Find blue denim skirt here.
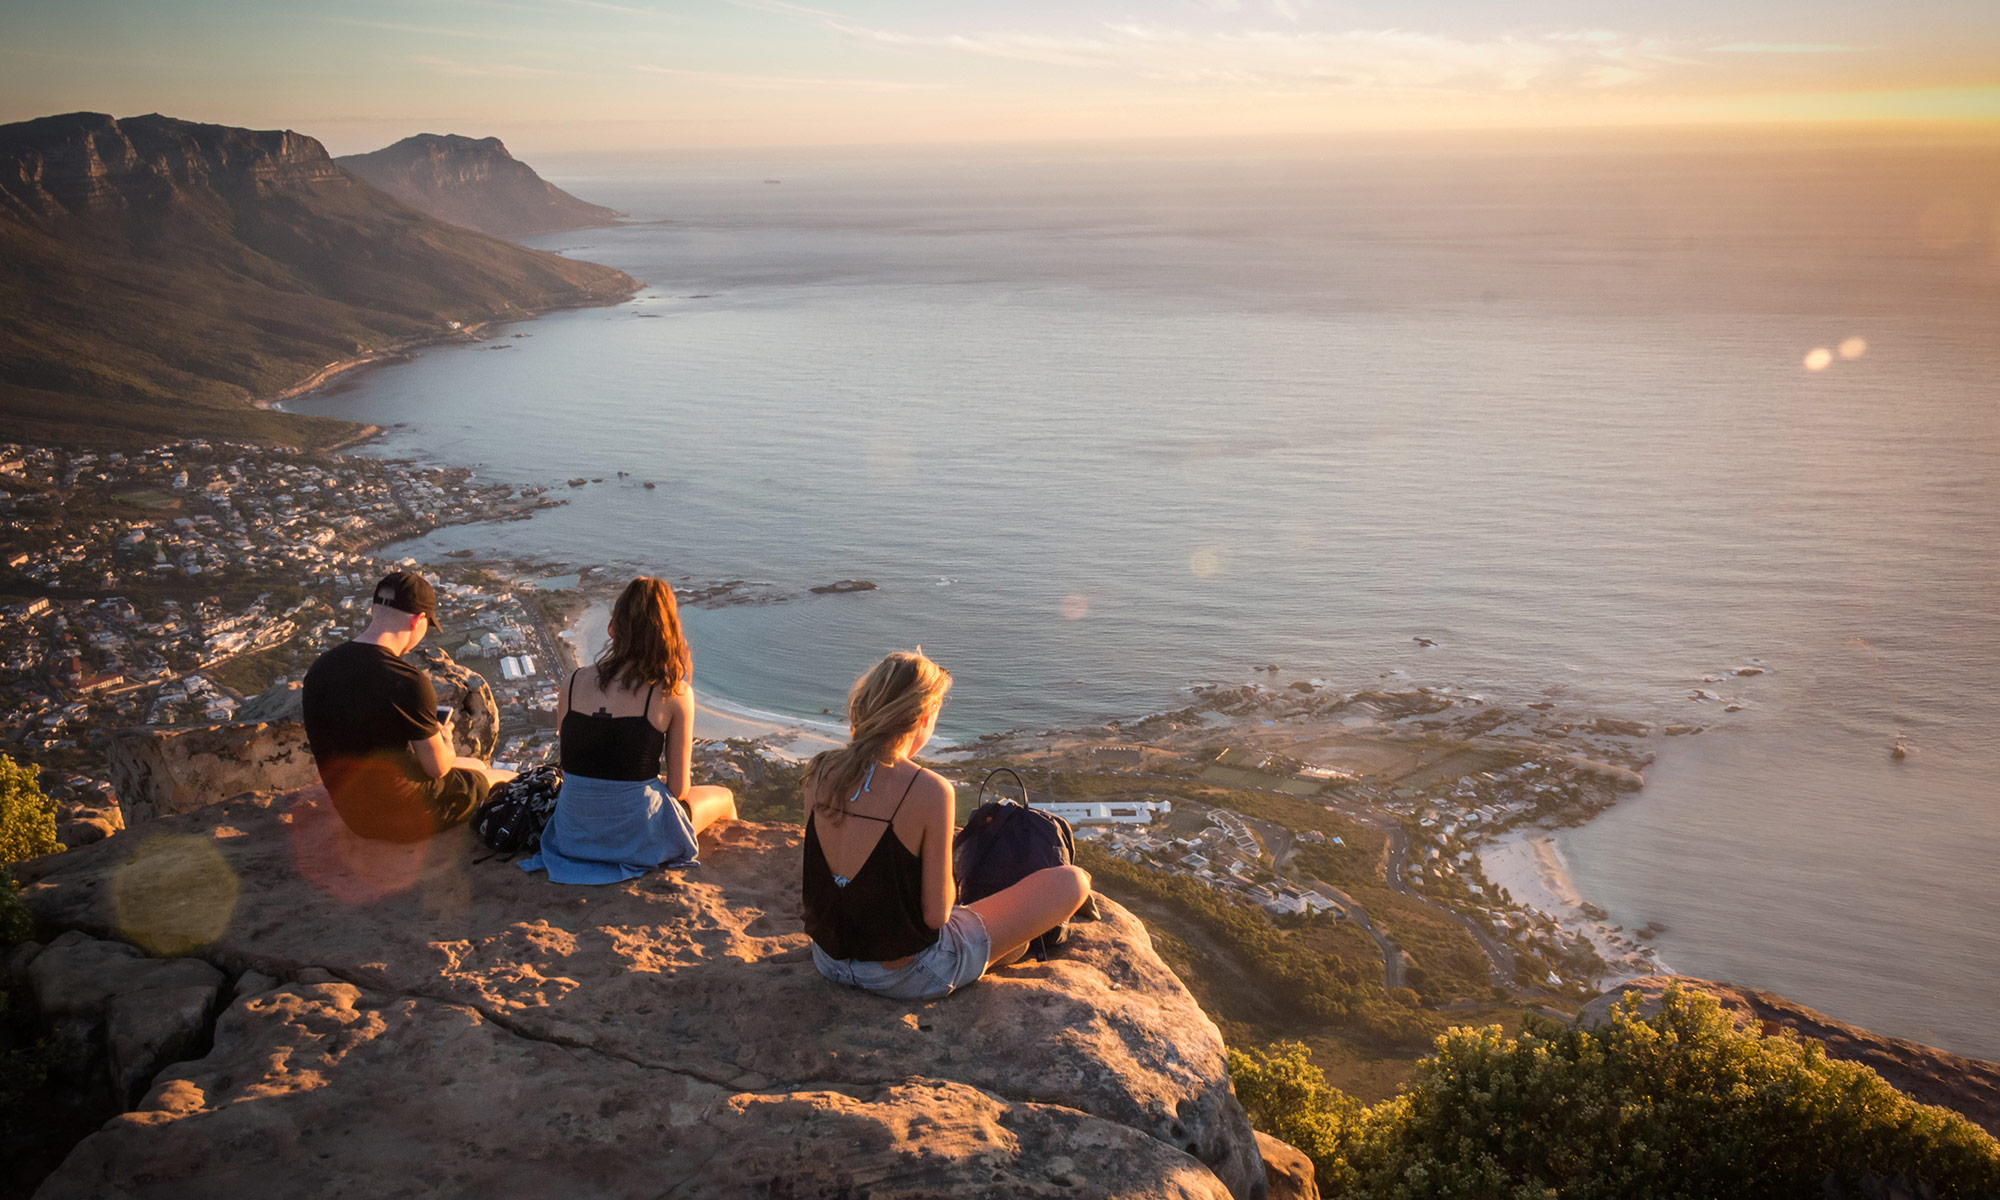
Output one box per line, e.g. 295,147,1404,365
811,908,992,1001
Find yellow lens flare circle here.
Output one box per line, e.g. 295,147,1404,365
112,835,241,956
1802,347,1833,372
1189,547,1221,577
1838,337,1867,360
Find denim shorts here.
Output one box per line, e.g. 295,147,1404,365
811,908,992,1001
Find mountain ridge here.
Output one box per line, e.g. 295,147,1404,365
336,132,621,237
0,112,639,448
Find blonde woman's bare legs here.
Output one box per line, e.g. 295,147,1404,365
963,865,1092,971
682,783,737,835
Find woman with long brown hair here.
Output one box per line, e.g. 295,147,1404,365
522,576,736,884
802,649,1091,1000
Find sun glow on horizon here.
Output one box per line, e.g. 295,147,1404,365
1,1,1997,152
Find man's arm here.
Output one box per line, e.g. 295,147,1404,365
411,713,453,779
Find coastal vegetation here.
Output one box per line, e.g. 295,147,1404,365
1231,985,2000,1198
1081,844,1438,1047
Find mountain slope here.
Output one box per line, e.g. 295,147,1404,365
336,133,621,237
0,112,640,448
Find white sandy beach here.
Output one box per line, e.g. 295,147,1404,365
1479,827,1667,986
560,599,842,761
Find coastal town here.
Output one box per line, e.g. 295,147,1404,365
0,439,579,803
4,435,1668,1002
954,682,1674,999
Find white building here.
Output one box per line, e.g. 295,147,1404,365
1032,799,1171,826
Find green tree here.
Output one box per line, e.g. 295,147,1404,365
1228,1041,1361,1188
0,755,61,868
1232,986,2000,1199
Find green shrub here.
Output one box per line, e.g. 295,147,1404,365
1229,1041,1360,1173
0,756,61,868
0,870,30,948
1232,985,2000,1199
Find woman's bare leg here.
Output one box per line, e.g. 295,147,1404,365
963,865,1091,970
682,784,737,835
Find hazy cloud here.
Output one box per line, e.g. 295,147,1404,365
827,21,1724,92
632,64,928,91
410,54,570,77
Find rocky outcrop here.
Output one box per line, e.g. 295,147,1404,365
108,655,498,825
24,931,226,1111
336,133,621,237
15,788,1267,1198
1253,1131,1319,1200
1582,975,2000,1139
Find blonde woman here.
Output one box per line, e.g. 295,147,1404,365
802,650,1091,1000
523,577,736,884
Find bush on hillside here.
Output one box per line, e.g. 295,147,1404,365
1231,985,2000,1199
0,756,61,868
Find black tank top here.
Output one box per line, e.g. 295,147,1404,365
558,672,665,781
802,769,939,963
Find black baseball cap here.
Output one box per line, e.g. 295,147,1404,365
372,570,440,630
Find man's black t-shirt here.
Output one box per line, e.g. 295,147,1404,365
302,641,444,839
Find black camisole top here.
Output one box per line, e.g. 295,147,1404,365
559,673,664,781
802,769,939,963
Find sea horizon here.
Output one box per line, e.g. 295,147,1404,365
291,136,2000,1061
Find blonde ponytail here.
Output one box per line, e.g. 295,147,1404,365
806,649,952,824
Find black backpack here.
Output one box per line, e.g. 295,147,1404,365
473,765,563,858
953,768,1098,960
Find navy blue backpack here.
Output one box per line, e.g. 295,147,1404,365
953,767,1098,960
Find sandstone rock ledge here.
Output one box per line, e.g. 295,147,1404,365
16,789,1266,1199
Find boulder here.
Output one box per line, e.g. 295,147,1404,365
27,930,226,1109
1581,975,2000,1139
57,797,125,848
108,722,317,825
113,657,498,827
17,793,1266,1198
1254,1131,1319,1200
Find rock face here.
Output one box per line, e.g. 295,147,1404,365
107,721,316,824
16,789,1266,1198
0,111,639,447
336,133,621,237
27,930,226,1110
1583,975,2000,1139
1253,1131,1319,1200
109,656,498,825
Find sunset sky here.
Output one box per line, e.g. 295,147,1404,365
4,0,1999,153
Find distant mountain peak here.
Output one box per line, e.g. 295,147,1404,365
0,111,638,447
336,132,621,237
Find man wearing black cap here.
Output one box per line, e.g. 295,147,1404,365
301,570,513,842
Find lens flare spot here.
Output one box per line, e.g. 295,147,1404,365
1803,348,1833,372
112,835,240,955
1059,593,1090,620
1917,197,1976,250
1838,337,1867,360
289,786,432,904
1189,548,1221,577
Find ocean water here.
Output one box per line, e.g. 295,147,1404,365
292,135,2000,1058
